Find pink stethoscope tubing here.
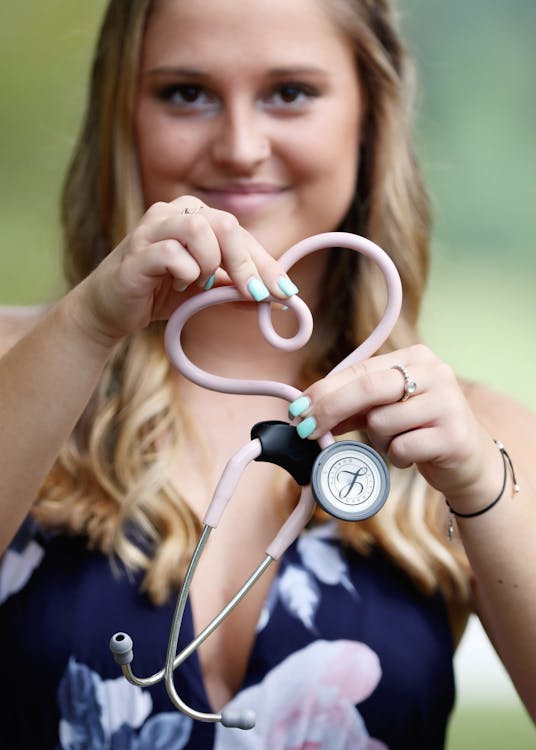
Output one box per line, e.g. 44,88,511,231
109,232,402,729
164,231,401,552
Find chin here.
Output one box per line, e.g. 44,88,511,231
249,226,311,259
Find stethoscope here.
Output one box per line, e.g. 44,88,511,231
109,232,402,730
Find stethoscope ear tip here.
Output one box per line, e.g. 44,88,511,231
220,708,256,730
109,631,134,665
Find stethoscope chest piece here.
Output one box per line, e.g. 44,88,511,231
311,441,390,521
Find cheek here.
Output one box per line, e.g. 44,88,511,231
321,112,360,218
136,108,193,204
291,119,360,215
292,101,360,177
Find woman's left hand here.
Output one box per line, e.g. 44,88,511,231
290,345,536,721
289,344,504,512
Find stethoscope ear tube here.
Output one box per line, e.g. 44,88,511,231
221,708,256,730
109,632,133,665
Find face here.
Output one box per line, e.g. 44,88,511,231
136,0,363,257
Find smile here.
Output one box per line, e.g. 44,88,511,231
197,184,287,214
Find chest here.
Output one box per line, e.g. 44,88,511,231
1,528,456,749
185,468,289,709
167,399,304,706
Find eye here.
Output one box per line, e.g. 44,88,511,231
156,83,218,111
266,82,321,109
173,84,203,103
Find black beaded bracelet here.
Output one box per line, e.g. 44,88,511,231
446,440,520,541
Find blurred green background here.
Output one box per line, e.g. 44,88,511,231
0,1,534,747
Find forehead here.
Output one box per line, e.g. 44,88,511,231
143,0,355,70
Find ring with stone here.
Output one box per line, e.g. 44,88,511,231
391,363,418,402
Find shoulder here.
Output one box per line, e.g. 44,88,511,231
464,379,536,464
0,304,51,357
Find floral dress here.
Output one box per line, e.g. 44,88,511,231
0,518,454,749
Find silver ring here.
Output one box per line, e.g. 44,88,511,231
391,364,417,402
181,206,202,215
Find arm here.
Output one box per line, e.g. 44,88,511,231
287,344,536,719
0,297,115,553
454,385,536,720
0,196,297,554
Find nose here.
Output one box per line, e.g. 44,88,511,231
210,100,270,171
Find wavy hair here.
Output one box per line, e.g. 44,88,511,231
34,0,471,606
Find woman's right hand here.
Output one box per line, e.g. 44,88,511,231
68,196,298,347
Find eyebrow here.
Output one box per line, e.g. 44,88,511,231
145,67,205,78
144,65,330,78
269,66,330,77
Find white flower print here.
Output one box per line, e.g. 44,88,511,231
57,657,193,749
97,674,153,734
0,541,44,605
257,523,358,634
297,532,358,596
278,565,320,632
214,640,388,750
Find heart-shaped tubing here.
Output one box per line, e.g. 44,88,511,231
164,231,402,402
164,288,313,406
164,233,402,556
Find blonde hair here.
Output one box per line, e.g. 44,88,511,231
36,0,471,606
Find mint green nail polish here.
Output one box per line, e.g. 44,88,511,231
278,277,299,297
288,395,311,419
247,277,270,301
297,416,317,439
203,274,216,291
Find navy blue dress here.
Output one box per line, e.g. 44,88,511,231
0,518,454,749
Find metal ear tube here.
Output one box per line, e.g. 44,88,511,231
109,231,402,729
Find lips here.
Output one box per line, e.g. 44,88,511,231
197,184,286,214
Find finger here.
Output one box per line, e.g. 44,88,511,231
288,344,445,440
386,426,441,469
242,232,300,301
146,203,299,301
173,201,299,301
289,363,427,440
144,198,223,289
365,391,440,454
143,212,222,289
208,211,299,301
294,350,418,409
123,238,201,292
153,197,300,300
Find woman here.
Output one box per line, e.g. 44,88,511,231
0,0,535,747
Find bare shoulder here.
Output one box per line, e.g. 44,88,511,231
0,304,51,357
464,380,536,463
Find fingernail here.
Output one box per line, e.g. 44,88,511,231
203,274,216,291
277,276,299,297
296,416,317,439
247,277,270,302
288,395,311,419
177,283,189,293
